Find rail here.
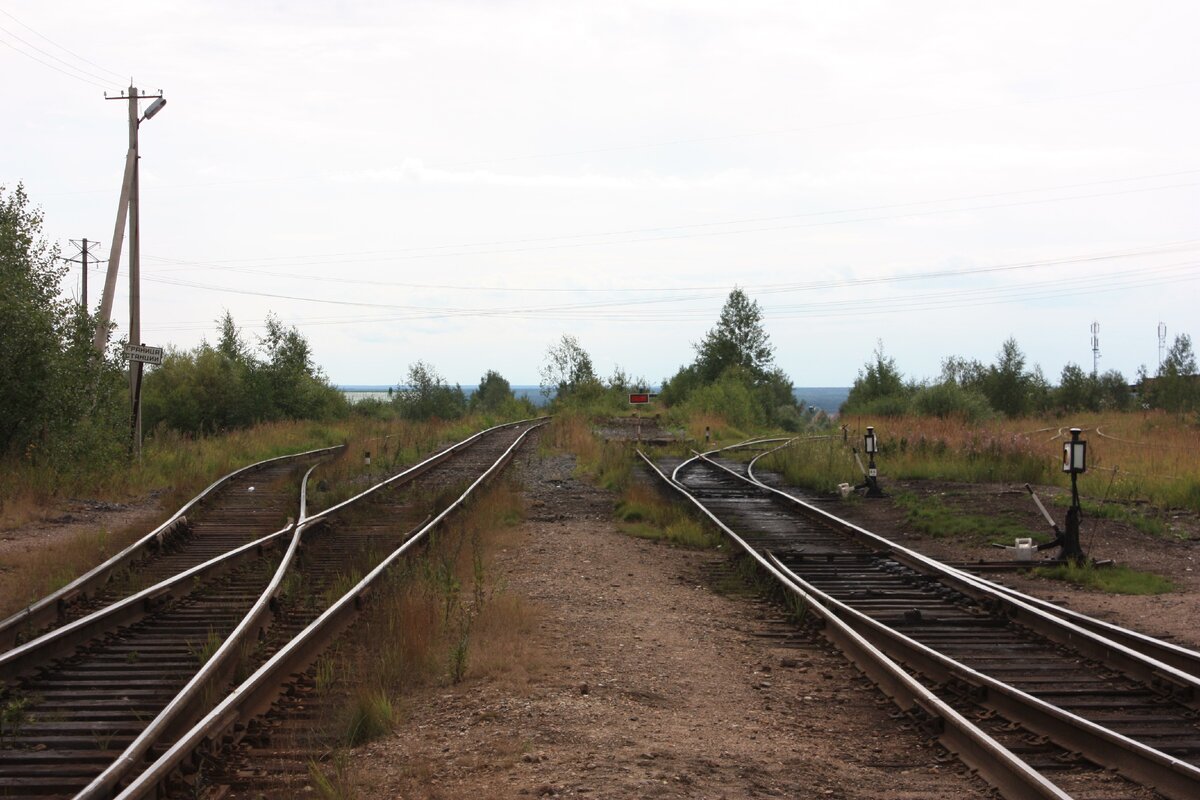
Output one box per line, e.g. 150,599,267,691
639,451,1070,800
737,447,1200,678
0,443,343,649
114,420,544,799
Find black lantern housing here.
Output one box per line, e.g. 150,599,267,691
1062,428,1086,474
864,426,878,455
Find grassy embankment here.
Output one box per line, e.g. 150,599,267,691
0,414,514,621
763,411,1200,517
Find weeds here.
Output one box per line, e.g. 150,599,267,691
341,688,395,746
309,751,358,799
1033,562,1175,595
892,491,1042,544
0,692,32,741
615,483,717,549
189,628,223,665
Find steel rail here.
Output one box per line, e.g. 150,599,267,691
765,553,1200,800
700,451,1200,700
638,451,1070,800
78,417,544,798
739,443,1200,681
114,420,545,800
0,444,343,650
0,524,292,684
75,463,320,799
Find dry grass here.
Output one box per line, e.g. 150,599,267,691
0,416,500,531
302,477,548,763
830,411,1200,513
0,519,151,620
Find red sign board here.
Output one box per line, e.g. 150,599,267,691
629,393,651,405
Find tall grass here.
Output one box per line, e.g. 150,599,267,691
766,411,1200,514
306,478,543,758
546,412,634,491
615,483,718,548
0,414,511,530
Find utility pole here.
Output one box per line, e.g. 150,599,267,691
1090,321,1100,377
1158,322,1168,370
65,239,104,310
98,84,167,461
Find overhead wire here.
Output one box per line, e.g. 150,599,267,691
124,250,1199,329
0,9,127,81
143,177,1200,276
0,36,113,89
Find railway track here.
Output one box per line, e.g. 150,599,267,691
643,445,1200,800
0,446,343,651
0,420,542,799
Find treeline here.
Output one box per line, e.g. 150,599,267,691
542,289,811,431
1,183,538,484
842,336,1199,421
141,313,349,434
1,185,128,473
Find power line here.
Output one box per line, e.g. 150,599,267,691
0,9,127,81
142,167,1200,278
120,249,1198,325
0,37,112,89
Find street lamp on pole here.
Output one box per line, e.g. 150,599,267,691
99,85,166,460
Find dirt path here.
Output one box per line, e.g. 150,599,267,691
356,450,984,799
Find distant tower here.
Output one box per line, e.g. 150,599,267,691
1090,321,1100,376
1158,322,1167,370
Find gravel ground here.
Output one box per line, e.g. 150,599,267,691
353,447,986,799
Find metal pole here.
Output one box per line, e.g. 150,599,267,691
128,87,142,460
81,237,88,309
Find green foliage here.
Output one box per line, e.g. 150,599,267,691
539,334,604,405
615,485,718,548
693,287,774,382
1144,334,1200,413
682,366,764,428
394,361,467,421
341,688,395,746
842,341,910,415
659,289,803,428
0,184,127,469
910,381,993,422
893,491,1039,543
469,369,538,419
142,312,349,435
1053,364,1133,413
1034,562,1174,595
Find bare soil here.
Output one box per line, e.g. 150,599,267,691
353,449,985,799
0,496,163,563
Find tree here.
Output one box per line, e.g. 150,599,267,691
963,337,1049,418
539,334,601,402
1148,333,1199,413
0,184,124,463
1056,363,1097,413
693,288,774,382
471,370,514,413
842,341,910,415
395,361,466,420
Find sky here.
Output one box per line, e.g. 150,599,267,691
3,1,1198,387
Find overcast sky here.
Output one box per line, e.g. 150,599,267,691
3,1,1198,387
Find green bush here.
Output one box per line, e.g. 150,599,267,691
910,382,993,423
141,313,349,435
